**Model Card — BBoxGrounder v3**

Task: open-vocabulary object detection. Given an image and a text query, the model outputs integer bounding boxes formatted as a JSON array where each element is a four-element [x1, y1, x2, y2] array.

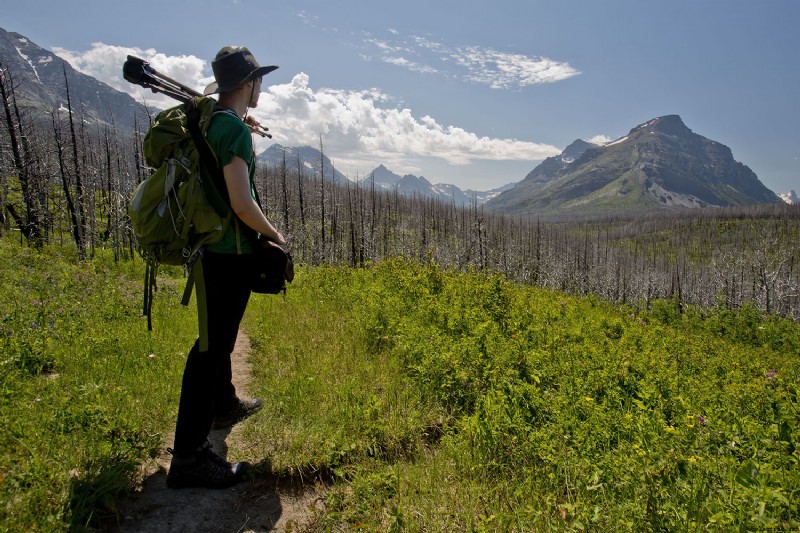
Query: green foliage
[[0, 237, 194, 531], [3, 240, 798, 531], [242, 258, 800, 531], [243, 264, 444, 478]]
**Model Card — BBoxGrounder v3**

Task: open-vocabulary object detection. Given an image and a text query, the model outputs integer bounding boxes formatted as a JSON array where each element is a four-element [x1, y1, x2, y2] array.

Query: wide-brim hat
[[203, 46, 278, 95]]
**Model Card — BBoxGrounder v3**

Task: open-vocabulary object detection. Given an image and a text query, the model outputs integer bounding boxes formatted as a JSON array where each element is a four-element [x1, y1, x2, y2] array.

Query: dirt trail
[[111, 331, 323, 532]]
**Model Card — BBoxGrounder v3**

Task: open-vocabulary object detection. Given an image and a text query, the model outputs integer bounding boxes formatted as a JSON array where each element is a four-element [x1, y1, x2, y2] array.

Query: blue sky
[[4, 0, 799, 194]]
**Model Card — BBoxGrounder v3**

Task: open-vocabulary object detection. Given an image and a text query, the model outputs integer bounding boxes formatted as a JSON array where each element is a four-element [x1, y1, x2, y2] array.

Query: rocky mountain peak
[[562, 139, 596, 161], [630, 114, 693, 138], [780, 190, 798, 205], [486, 115, 780, 218]]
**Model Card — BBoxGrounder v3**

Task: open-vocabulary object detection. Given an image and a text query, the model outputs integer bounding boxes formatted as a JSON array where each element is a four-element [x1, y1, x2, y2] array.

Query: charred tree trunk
[[347, 180, 357, 267], [63, 66, 87, 259], [280, 148, 290, 234], [319, 136, 326, 263], [0, 62, 43, 244], [51, 112, 82, 257]]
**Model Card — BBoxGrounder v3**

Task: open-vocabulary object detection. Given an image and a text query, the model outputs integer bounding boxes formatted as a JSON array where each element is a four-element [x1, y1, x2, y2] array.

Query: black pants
[[172, 251, 252, 454]]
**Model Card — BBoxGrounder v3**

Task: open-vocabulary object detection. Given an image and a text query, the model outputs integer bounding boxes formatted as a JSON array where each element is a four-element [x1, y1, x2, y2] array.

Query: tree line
[[2, 61, 799, 319]]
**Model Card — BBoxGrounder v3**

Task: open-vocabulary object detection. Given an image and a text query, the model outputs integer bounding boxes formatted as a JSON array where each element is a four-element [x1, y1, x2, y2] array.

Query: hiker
[[166, 46, 286, 489]]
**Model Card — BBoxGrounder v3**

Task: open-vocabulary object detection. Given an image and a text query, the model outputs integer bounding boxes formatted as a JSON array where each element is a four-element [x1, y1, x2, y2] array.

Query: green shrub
[[245, 258, 800, 531]]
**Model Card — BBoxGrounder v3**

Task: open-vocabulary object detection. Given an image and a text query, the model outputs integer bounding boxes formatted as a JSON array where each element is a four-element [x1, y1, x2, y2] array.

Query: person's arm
[[223, 155, 286, 245]]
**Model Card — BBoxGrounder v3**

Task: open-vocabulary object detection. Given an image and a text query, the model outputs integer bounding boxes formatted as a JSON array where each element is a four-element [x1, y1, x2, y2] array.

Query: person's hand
[[273, 232, 287, 246]]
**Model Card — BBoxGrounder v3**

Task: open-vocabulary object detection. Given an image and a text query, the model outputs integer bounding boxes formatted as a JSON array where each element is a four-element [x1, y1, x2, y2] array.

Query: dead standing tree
[[61, 65, 87, 259], [319, 136, 326, 263], [0, 61, 44, 245]]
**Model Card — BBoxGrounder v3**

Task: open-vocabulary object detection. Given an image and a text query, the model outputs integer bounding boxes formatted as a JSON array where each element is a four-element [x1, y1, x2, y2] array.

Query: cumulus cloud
[[53, 43, 562, 181], [250, 73, 561, 176], [363, 31, 580, 89], [53, 43, 210, 110], [587, 134, 612, 145]]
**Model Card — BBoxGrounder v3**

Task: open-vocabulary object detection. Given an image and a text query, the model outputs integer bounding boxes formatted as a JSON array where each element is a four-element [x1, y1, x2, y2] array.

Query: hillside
[[0, 27, 149, 132], [4, 236, 798, 531], [487, 115, 780, 218]]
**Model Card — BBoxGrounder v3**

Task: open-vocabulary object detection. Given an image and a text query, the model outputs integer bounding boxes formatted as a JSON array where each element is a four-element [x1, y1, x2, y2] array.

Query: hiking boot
[[211, 397, 263, 430], [166, 442, 250, 489]]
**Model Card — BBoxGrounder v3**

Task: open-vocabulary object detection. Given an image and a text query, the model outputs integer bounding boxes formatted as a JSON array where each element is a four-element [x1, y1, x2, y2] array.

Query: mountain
[[486, 115, 780, 218], [357, 164, 511, 204], [0, 27, 149, 132], [358, 165, 438, 198], [362, 164, 402, 189], [779, 190, 798, 205], [256, 144, 350, 185], [493, 138, 598, 207], [258, 145, 511, 205]]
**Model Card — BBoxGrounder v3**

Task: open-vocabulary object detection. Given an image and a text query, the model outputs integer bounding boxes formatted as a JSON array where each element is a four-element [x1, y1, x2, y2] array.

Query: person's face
[[248, 76, 262, 108]]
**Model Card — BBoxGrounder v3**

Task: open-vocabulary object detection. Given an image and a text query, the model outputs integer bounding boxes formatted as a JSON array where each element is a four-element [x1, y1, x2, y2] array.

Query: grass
[[0, 237, 194, 531], [243, 259, 800, 531], [1, 237, 799, 531], [242, 265, 443, 476]]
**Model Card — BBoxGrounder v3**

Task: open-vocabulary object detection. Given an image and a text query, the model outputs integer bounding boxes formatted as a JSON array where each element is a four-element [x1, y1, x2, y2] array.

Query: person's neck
[[217, 94, 248, 119]]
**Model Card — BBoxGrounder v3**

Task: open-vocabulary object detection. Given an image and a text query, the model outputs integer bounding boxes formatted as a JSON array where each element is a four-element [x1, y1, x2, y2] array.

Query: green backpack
[[130, 96, 236, 351]]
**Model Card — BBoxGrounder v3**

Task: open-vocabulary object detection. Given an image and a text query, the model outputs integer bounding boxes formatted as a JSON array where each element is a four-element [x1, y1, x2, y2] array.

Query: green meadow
[[1, 236, 798, 531]]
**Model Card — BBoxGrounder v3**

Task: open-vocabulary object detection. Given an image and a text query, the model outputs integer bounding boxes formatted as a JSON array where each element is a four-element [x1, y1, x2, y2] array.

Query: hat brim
[[204, 65, 279, 95]]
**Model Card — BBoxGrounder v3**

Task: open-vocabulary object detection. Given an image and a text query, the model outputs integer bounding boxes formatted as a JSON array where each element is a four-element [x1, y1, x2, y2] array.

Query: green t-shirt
[[204, 109, 259, 254]]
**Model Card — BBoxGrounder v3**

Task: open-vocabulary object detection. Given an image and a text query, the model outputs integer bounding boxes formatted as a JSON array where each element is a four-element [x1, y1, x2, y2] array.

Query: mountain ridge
[[257, 144, 512, 205], [0, 26, 149, 132], [485, 115, 780, 218], [2, 28, 786, 217]]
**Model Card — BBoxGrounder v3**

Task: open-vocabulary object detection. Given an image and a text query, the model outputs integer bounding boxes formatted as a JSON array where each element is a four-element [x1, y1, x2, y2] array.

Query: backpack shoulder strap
[[185, 98, 230, 219]]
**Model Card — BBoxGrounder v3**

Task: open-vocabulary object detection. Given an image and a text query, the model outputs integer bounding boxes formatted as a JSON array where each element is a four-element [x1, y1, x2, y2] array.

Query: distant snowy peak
[[257, 143, 350, 184], [779, 190, 798, 205], [259, 144, 512, 205], [561, 139, 598, 162], [362, 166, 509, 205], [363, 164, 403, 188]]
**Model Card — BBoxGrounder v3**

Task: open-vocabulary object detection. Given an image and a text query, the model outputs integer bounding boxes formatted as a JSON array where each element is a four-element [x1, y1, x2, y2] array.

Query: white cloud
[[53, 42, 210, 110], [381, 55, 438, 74], [251, 73, 562, 178], [52, 44, 562, 183], [587, 134, 612, 145], [454, 47, 579, 89], [363, 32, 580, 89]]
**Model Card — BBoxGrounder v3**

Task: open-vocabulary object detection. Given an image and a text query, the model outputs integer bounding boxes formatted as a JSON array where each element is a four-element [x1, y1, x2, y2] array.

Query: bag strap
[[183, 99, 227, 353], [181, 258, 210, 352], [185, 99, 230, 219], [142, 259, 157, 332]]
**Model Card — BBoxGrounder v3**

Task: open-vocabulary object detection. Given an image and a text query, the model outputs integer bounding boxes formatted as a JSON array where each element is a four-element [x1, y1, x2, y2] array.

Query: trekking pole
[[123, 55, 272, 138]]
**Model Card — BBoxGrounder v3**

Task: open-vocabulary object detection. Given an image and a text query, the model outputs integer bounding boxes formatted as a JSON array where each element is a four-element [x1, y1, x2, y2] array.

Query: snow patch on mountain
[[605, 135, 628, 147], [779, 190, 798, 205], [15, 45, 41, 82]]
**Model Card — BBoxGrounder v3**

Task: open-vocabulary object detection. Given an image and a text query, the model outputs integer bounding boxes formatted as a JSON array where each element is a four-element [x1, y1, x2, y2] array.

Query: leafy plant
[[242, 258, 800, 530]]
